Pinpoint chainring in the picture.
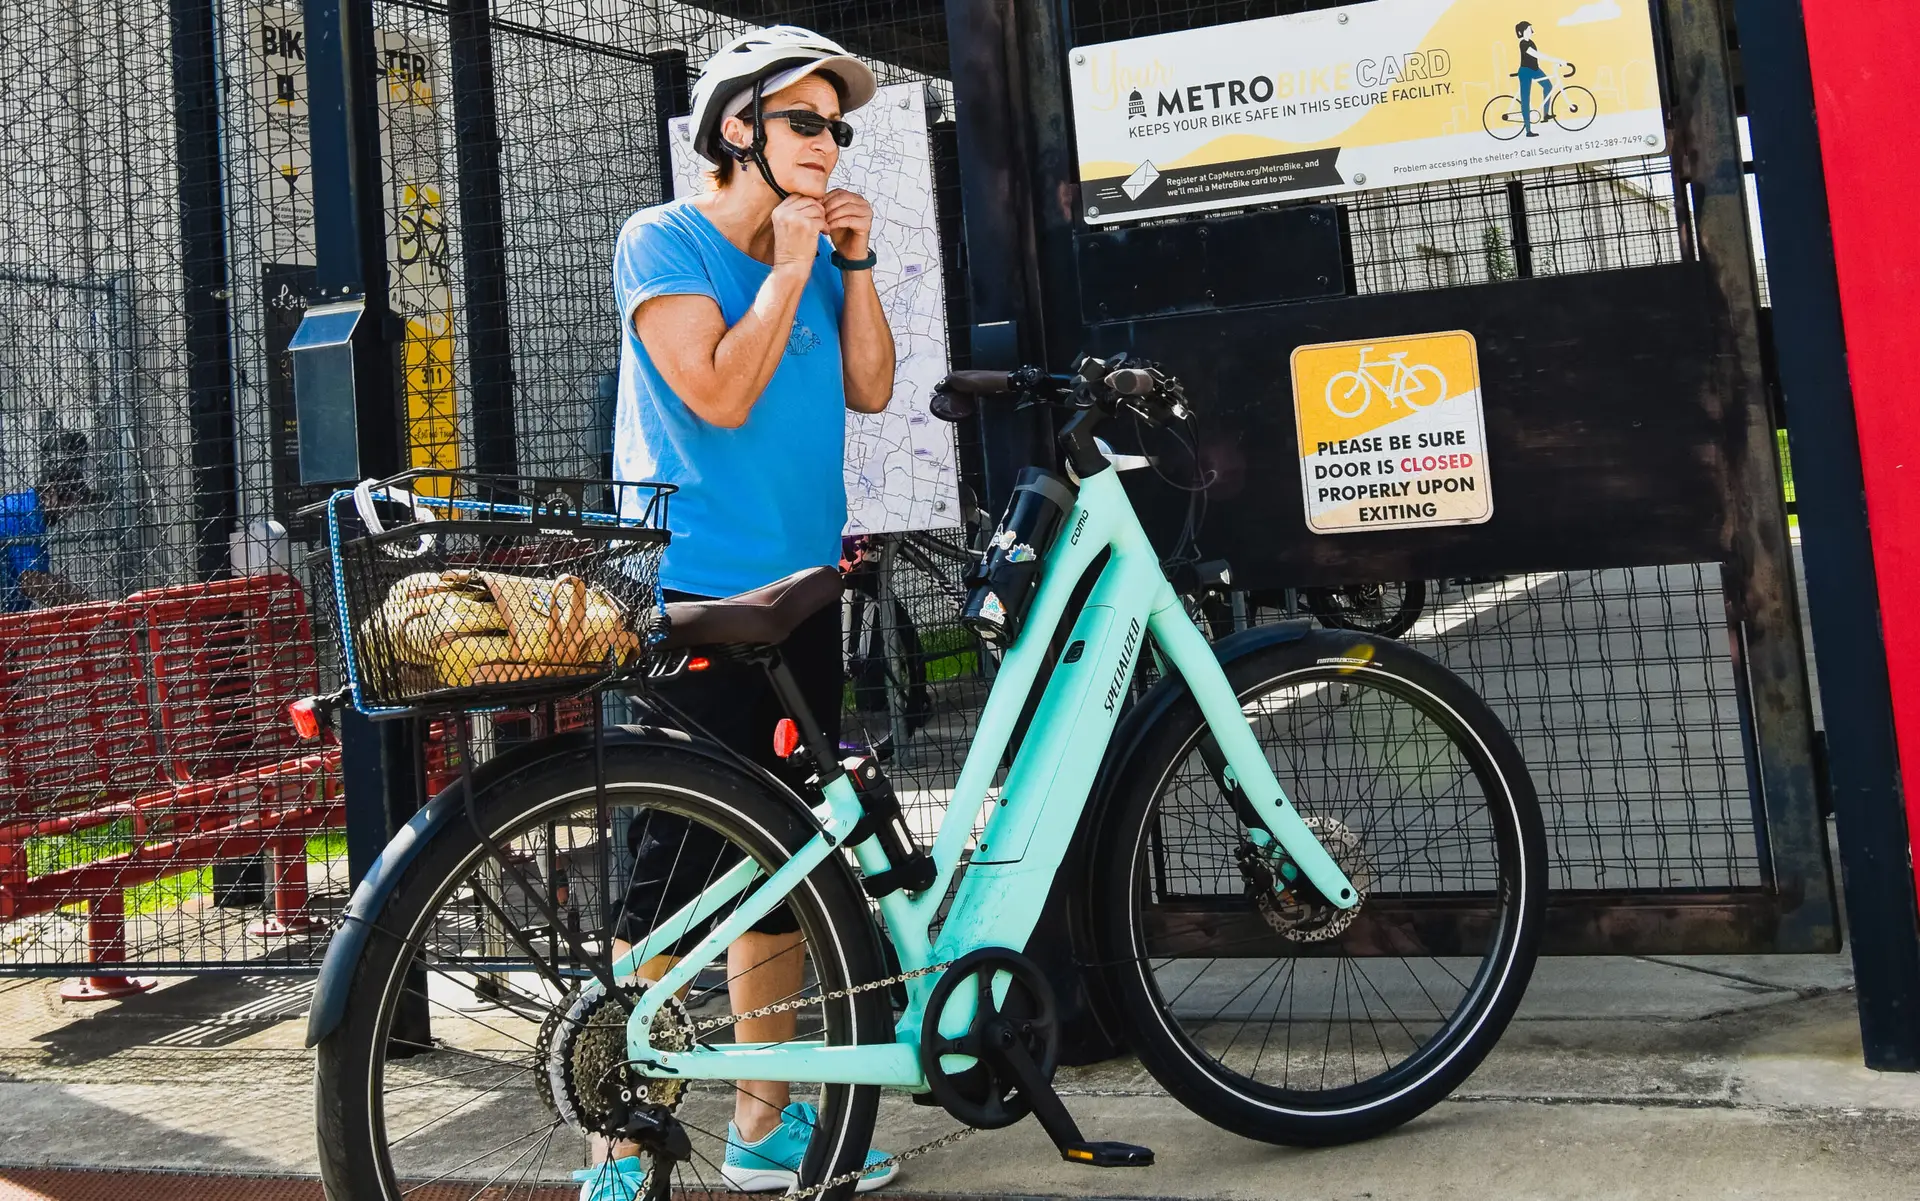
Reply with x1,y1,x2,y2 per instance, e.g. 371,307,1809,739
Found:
536,978,694,1137
1243,815,1375,942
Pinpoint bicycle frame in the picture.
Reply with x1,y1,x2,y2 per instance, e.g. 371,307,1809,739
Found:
1356,350,1410,397
615,466,1358,1091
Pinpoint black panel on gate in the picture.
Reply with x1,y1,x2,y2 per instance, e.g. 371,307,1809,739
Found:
1089,262,1731,590
1076,205,1350,323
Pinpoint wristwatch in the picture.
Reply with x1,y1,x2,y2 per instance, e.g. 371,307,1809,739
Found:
830,248,878,271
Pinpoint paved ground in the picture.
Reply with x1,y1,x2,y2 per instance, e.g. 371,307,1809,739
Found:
5,949,1919,1199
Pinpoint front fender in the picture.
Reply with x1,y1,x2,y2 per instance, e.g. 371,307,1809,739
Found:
1095,617,1314,812
304,723,818,1048
1053,617,1315,1049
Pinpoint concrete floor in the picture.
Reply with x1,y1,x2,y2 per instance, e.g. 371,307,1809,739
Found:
4,949,1918,1199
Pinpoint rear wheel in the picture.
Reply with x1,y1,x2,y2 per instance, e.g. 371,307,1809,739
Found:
314,743,891,1200
1095,631,1544,1146
1304,580,1426,638
1482,93,1525,140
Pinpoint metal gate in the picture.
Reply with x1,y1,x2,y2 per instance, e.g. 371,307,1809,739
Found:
927,0,1834,954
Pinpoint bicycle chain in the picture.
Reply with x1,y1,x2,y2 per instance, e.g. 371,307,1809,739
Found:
787,1125,978,1201
686,959,953,1034
669,959,980,1199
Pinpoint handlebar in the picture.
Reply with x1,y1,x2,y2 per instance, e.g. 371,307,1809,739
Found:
938,369,1021,396
1107,367,1155,397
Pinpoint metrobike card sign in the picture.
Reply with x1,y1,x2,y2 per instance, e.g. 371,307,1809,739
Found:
1291,331,1492,534
1069,0,1667,224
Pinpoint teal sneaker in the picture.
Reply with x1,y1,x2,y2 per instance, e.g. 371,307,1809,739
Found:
723,1102,897,1193
573,1154,647,1201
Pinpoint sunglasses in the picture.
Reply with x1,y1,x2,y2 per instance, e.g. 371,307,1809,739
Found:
761,109,854,147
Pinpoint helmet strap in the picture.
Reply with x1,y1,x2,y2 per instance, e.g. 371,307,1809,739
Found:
745,78,791,202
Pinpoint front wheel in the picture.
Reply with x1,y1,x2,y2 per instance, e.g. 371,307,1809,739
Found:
1553,85,1598,132
1094,631,1545,1146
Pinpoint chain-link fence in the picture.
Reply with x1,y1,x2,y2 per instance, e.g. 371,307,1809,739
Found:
0,0,1793,979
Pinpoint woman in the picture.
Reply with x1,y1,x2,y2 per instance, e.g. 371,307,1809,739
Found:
583,26,897,1201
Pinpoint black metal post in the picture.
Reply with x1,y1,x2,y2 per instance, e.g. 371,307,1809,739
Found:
304,0,421,900
168,0,238,580
1734,0,1920,1069
1505,179,1535,278
1660,0,1837,954
448,0,519,478
651,50,691,207
944,0,1055,511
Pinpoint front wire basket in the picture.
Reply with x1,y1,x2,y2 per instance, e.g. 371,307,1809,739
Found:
306,471,675,717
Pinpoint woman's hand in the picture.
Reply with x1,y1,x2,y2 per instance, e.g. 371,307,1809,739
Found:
824,189,873,260
771,195,828,269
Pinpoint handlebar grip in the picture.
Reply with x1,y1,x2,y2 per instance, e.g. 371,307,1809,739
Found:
1107,367,1156,396
937,369,1016,396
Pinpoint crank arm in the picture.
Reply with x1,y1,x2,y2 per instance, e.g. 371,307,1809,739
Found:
987,1023,1153,1168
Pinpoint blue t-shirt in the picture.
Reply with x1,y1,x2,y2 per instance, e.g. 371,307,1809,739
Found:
0,489,50,612
611,198,848,598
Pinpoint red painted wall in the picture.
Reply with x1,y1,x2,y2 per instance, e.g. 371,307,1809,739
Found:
1801,3,1920,884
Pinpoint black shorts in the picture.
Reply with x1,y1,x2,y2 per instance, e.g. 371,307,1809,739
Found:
613,589,842,949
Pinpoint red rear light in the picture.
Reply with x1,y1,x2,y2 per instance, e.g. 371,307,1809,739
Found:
772,718,800,759
288,698,321,741
687,656,711,672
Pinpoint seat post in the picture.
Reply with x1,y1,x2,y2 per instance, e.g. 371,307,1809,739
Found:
756,649,842,774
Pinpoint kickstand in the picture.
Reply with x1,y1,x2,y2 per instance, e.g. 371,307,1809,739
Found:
983,1017,1154,1167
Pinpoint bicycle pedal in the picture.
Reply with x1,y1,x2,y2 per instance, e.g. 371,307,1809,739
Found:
1062,1140,1154,1168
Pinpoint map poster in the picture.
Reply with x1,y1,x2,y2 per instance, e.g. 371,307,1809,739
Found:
1290,331,1492,534
1070,0,1666,224
667,83,959,536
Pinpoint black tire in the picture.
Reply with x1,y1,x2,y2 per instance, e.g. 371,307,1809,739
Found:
844,579,931,751
1303,580,1426,639
1482,93,1525,141
315,743,892,1200
1095,630,1544,1146
1553,85,1598,132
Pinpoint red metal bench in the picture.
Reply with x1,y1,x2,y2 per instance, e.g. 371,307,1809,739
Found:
0,574,342,999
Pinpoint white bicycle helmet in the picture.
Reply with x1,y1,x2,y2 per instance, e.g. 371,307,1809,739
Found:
689,25,877,182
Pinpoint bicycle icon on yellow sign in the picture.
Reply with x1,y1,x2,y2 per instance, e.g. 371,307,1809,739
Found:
1323,345,1450,418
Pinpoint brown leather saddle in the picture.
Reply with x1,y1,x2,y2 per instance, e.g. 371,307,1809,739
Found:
658,565,843,650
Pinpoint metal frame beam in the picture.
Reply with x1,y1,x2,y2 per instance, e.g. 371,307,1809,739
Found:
1735,0,1920,1069
1659,0,1836,952
168,0,239,579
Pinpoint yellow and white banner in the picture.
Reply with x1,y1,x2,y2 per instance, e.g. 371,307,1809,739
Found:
1070,0,1665,224
1291,331,1492,533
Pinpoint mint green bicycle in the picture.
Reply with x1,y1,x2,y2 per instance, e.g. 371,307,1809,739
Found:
308,356,1544,1199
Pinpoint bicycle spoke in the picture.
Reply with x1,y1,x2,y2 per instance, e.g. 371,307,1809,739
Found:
1142,658,1518,1101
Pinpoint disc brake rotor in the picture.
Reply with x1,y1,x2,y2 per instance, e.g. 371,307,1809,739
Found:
536,979,694,1137
1244,815,1375,943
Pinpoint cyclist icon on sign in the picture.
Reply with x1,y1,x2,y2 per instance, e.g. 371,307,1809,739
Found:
1514,21,1571,137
